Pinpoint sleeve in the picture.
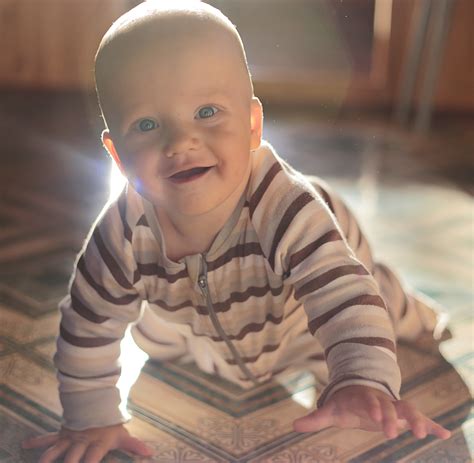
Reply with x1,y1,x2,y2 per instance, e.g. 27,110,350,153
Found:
54,192,144,430
250,160,401,407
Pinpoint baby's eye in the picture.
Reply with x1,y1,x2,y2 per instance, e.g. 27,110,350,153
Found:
137,118,157,132
196,106,218,119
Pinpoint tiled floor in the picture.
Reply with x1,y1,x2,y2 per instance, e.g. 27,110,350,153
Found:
0,91,473,462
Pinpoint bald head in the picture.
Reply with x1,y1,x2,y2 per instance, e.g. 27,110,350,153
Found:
95,1,253,127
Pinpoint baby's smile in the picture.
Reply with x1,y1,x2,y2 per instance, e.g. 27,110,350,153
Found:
168,165,213,184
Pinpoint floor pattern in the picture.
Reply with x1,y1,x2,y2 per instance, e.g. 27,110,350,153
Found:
0,120,473,461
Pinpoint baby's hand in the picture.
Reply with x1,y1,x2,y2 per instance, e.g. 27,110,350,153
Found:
293,385,451,440
22,423,153,463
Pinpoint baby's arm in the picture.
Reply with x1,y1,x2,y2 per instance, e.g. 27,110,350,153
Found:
23,192,148,460
254,164,447,439
293,385,451,440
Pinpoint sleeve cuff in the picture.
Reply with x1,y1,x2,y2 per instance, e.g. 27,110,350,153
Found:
60,388,130,431
317,377,400,408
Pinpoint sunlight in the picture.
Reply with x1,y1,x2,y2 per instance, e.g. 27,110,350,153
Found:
109,161,127,201
117,327,149,416
291,387,316,410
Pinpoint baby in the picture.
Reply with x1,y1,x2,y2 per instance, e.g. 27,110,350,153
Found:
23,1,450,462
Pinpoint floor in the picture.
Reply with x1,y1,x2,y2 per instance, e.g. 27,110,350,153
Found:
0,91,473,462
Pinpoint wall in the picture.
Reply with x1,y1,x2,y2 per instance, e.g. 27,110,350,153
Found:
0,0,472,111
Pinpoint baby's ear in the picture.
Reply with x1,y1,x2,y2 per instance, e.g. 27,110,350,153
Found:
250,97,263,150
102,130,124,173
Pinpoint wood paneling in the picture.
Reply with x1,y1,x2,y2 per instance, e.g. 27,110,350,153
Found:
0,0,128,89
417,0,474,111
0,0,472,110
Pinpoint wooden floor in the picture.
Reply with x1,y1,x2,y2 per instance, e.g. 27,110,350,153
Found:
0,91,472,462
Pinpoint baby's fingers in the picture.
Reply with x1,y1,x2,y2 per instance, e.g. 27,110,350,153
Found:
293,403,335,433
38,438,71,463
395,401,451,440
22,433,59,449
83,442,111,463
120,434,154,457
425,418,451,440
365,392,382,423
82,433,153,463
64,442,88,463
380,399,399,439
394,401,427,438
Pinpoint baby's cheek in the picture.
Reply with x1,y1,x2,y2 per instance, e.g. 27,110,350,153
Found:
206,121,242,139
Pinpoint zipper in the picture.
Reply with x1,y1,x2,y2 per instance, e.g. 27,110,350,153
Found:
198,254,259,386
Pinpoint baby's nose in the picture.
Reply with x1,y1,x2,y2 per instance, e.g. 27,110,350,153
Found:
162,124,198,158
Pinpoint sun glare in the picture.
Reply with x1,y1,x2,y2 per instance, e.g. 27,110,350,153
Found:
109,161,127,201
117,327,149,416
291,387,316,410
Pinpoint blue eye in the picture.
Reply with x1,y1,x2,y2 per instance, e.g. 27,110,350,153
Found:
138,119,157,132
197,106,218,119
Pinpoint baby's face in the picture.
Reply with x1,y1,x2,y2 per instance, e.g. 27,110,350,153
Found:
101,30,262,217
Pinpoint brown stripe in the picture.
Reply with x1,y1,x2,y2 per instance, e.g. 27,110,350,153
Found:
58,368,121,380
317,185,334,213
149,297,197,312
136,263,188,283
295,264,369,300
316,373,398,407
77,256,139,305
308,294,386,334
288,229,342,271
401,294,409,318
70,292,110,324
151,283,285,316
353,210,364,252
210,312,284,341
226,342,280,365
248,162,282,218
117,190,132,243
325,336,396,358
133,269,141,284
207,242,264,271
212,284,285,313
93,228,133,290
207,303,301,343
146,305,297,344
60,324,118,348
137,214,148,227
269,192,314,269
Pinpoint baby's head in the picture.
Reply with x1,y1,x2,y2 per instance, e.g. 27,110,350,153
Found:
95,1,263,217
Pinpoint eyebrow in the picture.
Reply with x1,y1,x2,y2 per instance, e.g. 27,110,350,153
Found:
193,88,231,100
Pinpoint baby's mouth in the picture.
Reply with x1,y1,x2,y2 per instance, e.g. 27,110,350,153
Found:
169,166,212,183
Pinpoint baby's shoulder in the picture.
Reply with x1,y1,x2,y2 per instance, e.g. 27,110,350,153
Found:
91,184,146,244
248,141,330,215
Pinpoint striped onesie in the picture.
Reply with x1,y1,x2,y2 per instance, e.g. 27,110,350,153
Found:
55,141,438,430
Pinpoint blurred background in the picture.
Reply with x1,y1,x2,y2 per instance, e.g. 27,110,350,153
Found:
0,2,473,461
1,0,473,191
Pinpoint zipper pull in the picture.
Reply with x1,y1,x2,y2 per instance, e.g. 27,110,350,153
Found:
198,274,207,289
198,253,208,291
